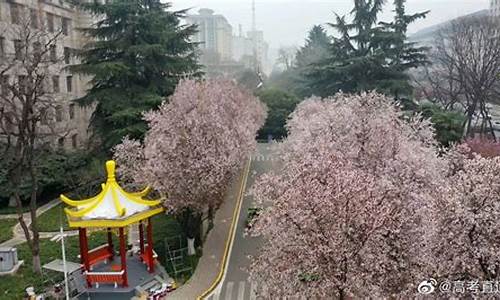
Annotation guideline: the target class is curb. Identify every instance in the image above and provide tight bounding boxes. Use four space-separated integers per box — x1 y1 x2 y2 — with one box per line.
197 158 251 300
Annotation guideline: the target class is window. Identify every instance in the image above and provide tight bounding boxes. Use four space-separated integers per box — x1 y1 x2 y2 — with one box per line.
64 47 70 64
61 18 70 36
40 108 48 125
4 114 14 132
0 37 4 56
57 137 65 148
14 40 22 60
52 76 60 93
0 75 9 97
10 4 21 25
33 42 42 58
18 75 27 94
71 134 78 148
50 44 57 62
69 104 75 119
46 13 54 33
55 106 63 122
30 9 38 29
66 76 73 93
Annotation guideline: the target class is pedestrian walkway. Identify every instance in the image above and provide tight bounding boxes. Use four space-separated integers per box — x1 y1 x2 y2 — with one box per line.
0 199 79 247
0 159 252 298
0 198 59 220
167 161 251 300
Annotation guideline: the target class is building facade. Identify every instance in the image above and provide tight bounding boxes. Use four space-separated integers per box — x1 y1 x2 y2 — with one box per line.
0 0 93 150
247 29 269 73
186 8 233 65
492 0 500 16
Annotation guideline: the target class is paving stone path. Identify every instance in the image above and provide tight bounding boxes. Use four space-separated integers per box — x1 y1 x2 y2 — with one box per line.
0 199 79 247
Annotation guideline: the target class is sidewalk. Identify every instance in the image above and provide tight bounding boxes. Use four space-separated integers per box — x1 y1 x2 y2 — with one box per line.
168 161 250 300
0 198 78 247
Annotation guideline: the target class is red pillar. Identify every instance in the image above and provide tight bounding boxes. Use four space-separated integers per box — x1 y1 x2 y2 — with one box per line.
147 218 154 273
78 228 85 266
139 221 145 256
79 227 91 288
107 228 114 260
119 227 128 287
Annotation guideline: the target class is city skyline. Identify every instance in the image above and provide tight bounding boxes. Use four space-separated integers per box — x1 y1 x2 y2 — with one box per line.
171 0 489 49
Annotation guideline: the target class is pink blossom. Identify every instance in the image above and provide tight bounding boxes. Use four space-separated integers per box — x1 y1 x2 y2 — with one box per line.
114 79 266 213
249 92 446 298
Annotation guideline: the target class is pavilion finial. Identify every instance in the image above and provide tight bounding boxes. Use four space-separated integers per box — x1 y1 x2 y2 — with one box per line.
106 160 116 182
61 159 164 226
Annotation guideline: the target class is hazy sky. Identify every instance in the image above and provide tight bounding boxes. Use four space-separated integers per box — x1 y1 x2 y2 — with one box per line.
171 0 489 49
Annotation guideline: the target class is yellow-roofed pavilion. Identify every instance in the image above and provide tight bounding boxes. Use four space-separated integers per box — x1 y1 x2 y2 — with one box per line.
60 160 165 288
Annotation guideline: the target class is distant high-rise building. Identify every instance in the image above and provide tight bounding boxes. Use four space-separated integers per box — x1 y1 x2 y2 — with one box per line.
247 30 269 73
232 26 252 64
231 26 269 74
186 9 233 64
491 0 500 16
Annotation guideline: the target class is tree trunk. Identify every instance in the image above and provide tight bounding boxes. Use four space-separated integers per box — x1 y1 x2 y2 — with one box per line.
32 246 41 274
176 209 202 256
28 145 41 275
187 238 196 256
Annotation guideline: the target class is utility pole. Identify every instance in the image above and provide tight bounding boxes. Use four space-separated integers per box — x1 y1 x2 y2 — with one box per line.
251 0 260 72
252 0 256 33
61 224 70 300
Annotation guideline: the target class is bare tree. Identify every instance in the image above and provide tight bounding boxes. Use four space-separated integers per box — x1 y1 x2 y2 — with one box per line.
422 16 500 139
276 46 297 71
0 9 67 273
414 64 465 111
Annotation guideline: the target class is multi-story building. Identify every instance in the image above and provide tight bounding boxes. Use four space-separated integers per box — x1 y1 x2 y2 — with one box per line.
491 0 500 16
232 28 270 74
186 8 233 65
247 29 269 73
0 0 93 150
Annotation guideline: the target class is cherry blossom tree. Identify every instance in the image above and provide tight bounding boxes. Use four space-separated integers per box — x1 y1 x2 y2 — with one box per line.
426 140 500 286
249 92 446 298
463 137 500 158
114 79 266 251
432 151 500 283
113 137 146 189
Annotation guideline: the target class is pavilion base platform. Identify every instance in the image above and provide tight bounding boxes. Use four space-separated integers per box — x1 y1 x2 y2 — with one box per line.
70 254 172 297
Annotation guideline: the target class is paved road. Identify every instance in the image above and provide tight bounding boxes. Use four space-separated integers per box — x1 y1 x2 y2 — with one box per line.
206 143 279 300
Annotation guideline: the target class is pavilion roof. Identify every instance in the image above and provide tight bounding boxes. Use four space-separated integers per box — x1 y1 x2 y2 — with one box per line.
60 160 164 228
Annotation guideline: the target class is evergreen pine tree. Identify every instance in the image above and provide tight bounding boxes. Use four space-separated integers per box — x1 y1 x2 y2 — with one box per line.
377 0 429 98
308 0 428 98
296 25 331 69
270 25 331 98
293 25 331 97
73 0 201 151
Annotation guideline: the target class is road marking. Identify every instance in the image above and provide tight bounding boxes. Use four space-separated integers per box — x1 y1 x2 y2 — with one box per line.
238 281 246 299
198 158 252 299
225 281 234 300
249 281 257 300
211 289 220 300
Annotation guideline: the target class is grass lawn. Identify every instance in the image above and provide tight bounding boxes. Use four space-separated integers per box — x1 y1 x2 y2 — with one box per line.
151 213 200 284
37 204 69 232
0 219 16 243
0 213 198 299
